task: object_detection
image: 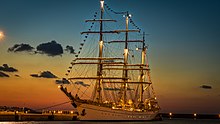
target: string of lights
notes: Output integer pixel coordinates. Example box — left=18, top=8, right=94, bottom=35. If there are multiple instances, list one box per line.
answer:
left=65, top=12, right=98, bottom=77
left=129, top=18, right=141, bottom=33
left=65, top=3, right=143, bottom=77
left=104, top=3, right=142, bottom=33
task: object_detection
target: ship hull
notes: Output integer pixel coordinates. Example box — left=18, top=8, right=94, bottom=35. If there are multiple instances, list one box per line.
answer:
left=77, top=103, right=159, bottom=121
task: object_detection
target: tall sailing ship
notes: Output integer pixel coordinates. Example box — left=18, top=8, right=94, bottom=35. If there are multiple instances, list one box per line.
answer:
left=57, top=0, right=160, bottom=120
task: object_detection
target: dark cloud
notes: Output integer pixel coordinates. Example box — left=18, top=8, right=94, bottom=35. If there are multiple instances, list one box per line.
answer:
left=55, top=78, right=71, bottom=84
left=36, top=40, right=63, bottom=56
left=0, top=64, right=18, bottom=72
left=65, top=45, right=76, bottom=54
left=200, top=85, right=212, bottom=89
left=0, top=71, right=9, bottom=77
left=30, top=74, right=39, bottom=78
left=8, top=41, right=75, bottom=57
left=74, top=81, right=90, bottom=87
left=8, top=43, right=34, bottom=53
left=30, top=71, right=57, bottom=78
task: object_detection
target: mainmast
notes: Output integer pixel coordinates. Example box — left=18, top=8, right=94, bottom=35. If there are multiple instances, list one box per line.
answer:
left=139, top=32, right=146, bottom=103
left=108, top=12, right=141, bottom=105
left=122, top=12, right=130, bottom=106
left=96, top=0, right=104, bottom=103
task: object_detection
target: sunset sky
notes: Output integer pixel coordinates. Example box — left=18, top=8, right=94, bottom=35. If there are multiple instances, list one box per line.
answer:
left=0, top=0, right=220, bottom=114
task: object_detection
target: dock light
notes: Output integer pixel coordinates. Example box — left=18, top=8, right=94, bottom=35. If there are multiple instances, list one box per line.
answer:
left=194, top=113, right=197, bottom=117
left=169, top=112, right=172, bottom=116
left=71, top=111, right=74, bottom=114
left=136, top=47, right=139, bottom=51
left=129, top=14, right=132, bottom=18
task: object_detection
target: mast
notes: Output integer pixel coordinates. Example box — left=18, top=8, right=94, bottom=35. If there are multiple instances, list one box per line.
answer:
left=108, top=12, right=140, bottom=105
left=139, top=32, right=146, bottom=103
left=81, top=0, right=117, bottom=103
left=122, top=12, right=130, bottom=106
left=96, top=0, right=104, bottom=103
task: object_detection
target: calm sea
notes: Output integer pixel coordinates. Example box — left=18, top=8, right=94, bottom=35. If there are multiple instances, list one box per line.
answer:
left=0, top=119, right=219, bottom=124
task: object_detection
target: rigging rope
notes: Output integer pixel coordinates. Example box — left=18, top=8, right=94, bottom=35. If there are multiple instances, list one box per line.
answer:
left=65, top=12, right=98, bottom=77
left=60, top=2, right=156, bottom=104
left=35, top=101, right=71, bottom=111
left=104, top=3, right=142, bottom=33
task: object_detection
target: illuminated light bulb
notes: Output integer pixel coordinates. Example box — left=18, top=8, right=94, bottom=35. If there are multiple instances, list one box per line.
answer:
left=0, top=31, right=4, bottom=40
left=100, top=40, right=103, bottom=45
left=129, top=14, right=132, bottom=17
left=169, top=112, right=172, bottom=116
left=128, top=99, right=133, bottom=105
left=58, top=85, right=62, bottom=89
left=100, top=0, right=104, bottom=9
left=136, top=47, right=139, bottom=51
left=124, top=49, right=128, bottom=54
left=194, top=113, right=197, bottom=117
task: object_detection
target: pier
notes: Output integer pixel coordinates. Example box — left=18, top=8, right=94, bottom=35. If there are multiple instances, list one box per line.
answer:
left=0, top=106, right=77, bottom=121
left=0, top=111, right=77, bottom=121
left=0, top=106, right=219, bottom=121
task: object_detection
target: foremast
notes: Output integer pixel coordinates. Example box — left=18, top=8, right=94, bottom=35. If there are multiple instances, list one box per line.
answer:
left=59, top=0, right=119, bottom=105
left=81, top=0, right=119, bottom=103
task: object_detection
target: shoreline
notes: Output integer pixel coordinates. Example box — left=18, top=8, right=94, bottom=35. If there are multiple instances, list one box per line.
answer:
left=0, top=111, right=219, bottom=121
